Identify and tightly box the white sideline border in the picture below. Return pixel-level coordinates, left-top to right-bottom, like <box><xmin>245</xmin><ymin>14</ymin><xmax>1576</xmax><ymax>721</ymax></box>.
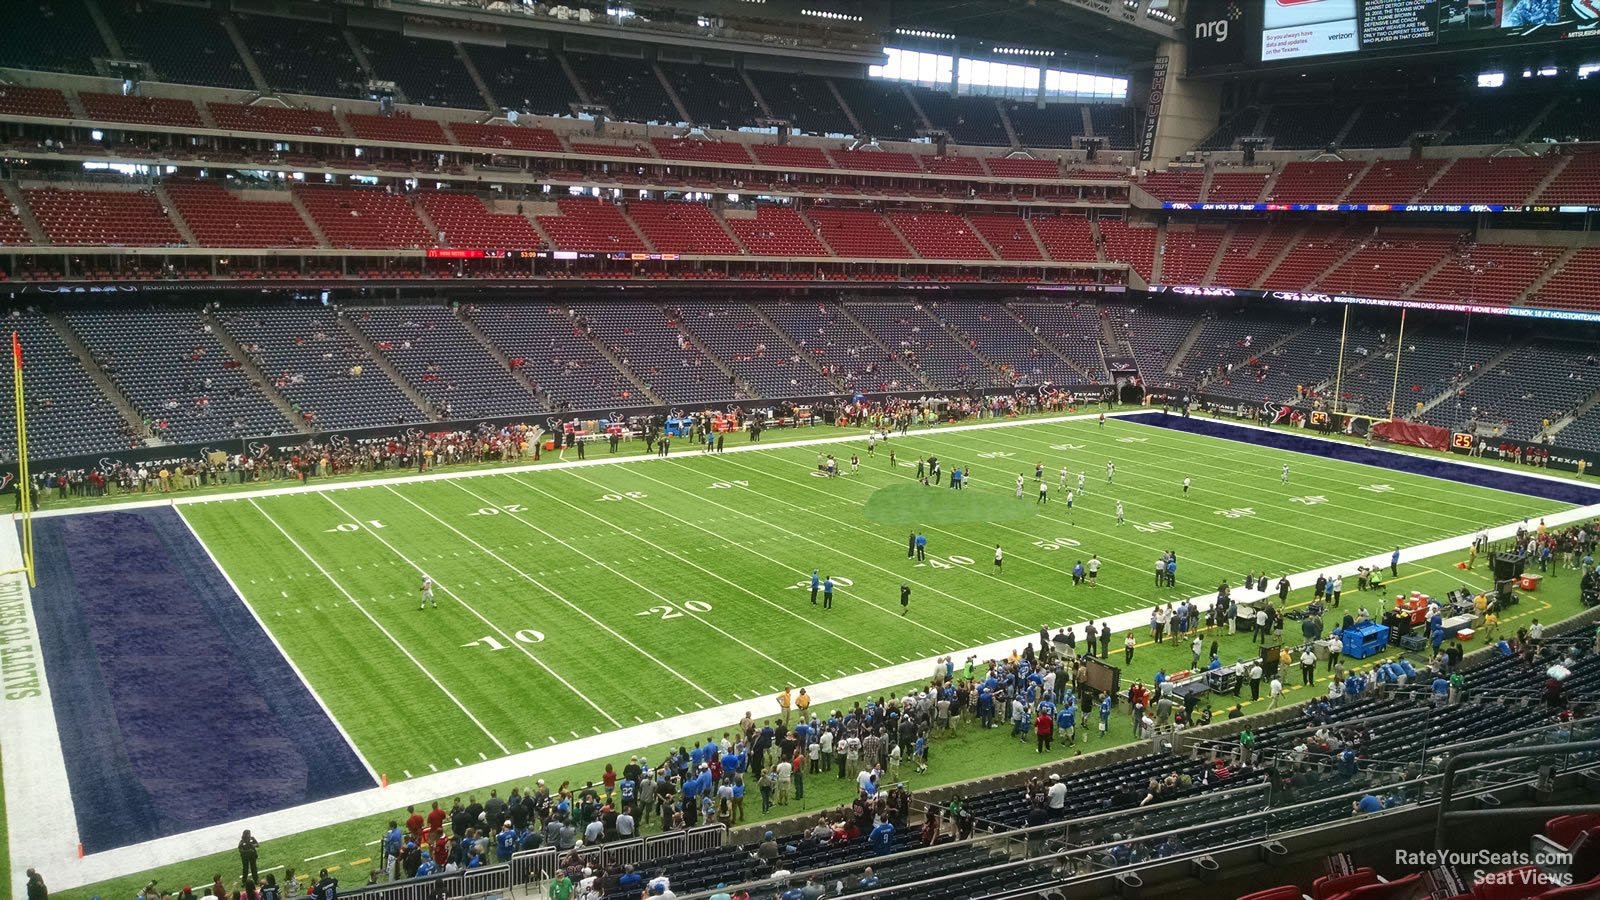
<box><xmin>16</xmin><ymin>408</ymin><xmax>1600</xmax><ymax>891</ymax></box>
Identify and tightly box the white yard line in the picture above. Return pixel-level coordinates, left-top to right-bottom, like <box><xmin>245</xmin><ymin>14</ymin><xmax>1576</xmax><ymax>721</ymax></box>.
<box><xmin>248</xmin><ymin>498</ymin><xmax>513</xmax><ymax>753</ymax></box>
<box><xmin>19</xmin><ymin>409</ymin><xmax>1600</xmax><ymax>890</ymax></box>
<box><xmin>0</xmin><ymin>525</ymin><xmax>79</xmax><ymax>900</ymax></box>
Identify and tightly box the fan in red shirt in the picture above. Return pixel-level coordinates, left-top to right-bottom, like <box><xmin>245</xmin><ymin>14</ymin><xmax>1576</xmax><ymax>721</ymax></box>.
<box><xmin>404</xmin><ymin>805</ymin><xmax>425</xmax><ymax>845</ymax></box>
<box><xmin>425</xmin><ymin>802</ymin><xmax>447</xmax><ymax>844</ymax></box>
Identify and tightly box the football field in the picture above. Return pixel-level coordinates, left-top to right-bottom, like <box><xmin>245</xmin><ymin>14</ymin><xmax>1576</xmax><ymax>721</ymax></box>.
<box><xmin>179</xmin><ymin>414</ymin><xmax>1575</xmax><ymax>780</ymax></box>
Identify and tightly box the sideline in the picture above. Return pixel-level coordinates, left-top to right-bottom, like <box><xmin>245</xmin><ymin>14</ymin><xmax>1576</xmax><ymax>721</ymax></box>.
<box><xmin>0</xmin><ymin>524</ymin><xmax>78</xmax><ymax>900</ymax></box>
<box><xmin>24</xmin><ymin>409</ymin><xmax>1600</xmax><ymax>890</ymax></box>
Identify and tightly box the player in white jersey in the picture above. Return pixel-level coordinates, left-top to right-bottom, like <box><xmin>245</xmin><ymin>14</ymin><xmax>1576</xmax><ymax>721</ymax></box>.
<box><xmin>1182</xmin><ymin>477</ymin><xmax>1191</xmax><ymax>496</ymax></box>
<box><xmin>1078</xmin><ymin>471</ymin><xmax>1087</xmax><ymax>494</ymax></box>
<box><xmin>1281</xmin><ymin>464</ymin><xmax>1290</xmax><ymax>485</ymax></box>
<box><xmin>994</xmin><ymin>544</ymin><xmax>1004</xmax><ymax>573</ymax></box>
<box><xmin>1106</xmin><ymin>461</ymin><xmax>1115</xmax><ymax>483</ymax></box>
<box><xmin>420</xmin><ymin>575</ymin><xmax>437</xmax><ymax>610</ymax></box>
<box><xmin>1065</xmin><ymin>489</ymin><xmax>1074</xmax><ymax>509</ymax></box>
<box><xmin>867</xmin><ymin>433</ymin><xmax>877</xmax><ymax>457</ymax></box>
<box><xmin>1059</xmin><ymin>466</ymin><xmax>1069</xmax><ymax>489</ymax></box>
<box><xmin>1016</xmin><ymin>474</ymin><xmax>1026</xmax><ymax>499</ymax></box>
<box><xmin>1115</xmin><ymin>501</ymin><xmax>1125</xmax><ymax>524</ymax></box>
<box><xmin>1037</xmin><ymin>480</ymin><xmax>1048</xmax><ymax>504</ymax></box>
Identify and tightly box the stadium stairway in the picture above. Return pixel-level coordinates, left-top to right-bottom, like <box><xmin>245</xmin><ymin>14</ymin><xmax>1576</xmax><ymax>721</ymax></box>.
<box><xmin>998</xmin><ymin>303</ymin><xmax>1101</xmax><ymax>382</ymax></box>
<box><xmin>201</xmin><ymin>308</ymin><xmax>316</xmax><ymax>433</ymax></box>
<box><xmin>748</xmin><ymin>305</ymin><xmax>847</xmax><ymax>392</ymax></box>
<box><xmin>836</xmin><ymin>304</ymin><xmax>938</xmax><ymax>389</ymax></box>
<box><xmin>662</xmin><ymin>304</ymin><xmax>761</xmax><ymax>399</ymax></box>
<box><xmin>0</xmin><ymin>181</ymin><xmax>49</xmax><ymax>244</ymax></box>
<box><xmin>451</xmin><ymin>305</ymin><xmax>553</xmax><ymax>411</ymax></box>
<box><xmin>1162</xmin><ymin>317</ymin><xmax>1209</xmax><ymax>376</ymax></box>
<box><xmin>44</xmin><ymin>310</ymin><xmax>153</xmax><ymax>444</ymax></box>
<box><xmin>1412</xmin><ymin>340</ymin><xmax>1524</xmax><ymax>419</ymax></box>
<box><xmin>334</xmin><ymin>312</ymin><xmax>441</xmax><ymax>420</ymax></box>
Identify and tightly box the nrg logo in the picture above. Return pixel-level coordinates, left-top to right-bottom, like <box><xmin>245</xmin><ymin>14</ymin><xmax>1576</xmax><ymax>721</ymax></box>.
<box><xmin>1194</xmin><ymin>1</ymin><xmax>1243</xmax><ymax>42</ymax></box>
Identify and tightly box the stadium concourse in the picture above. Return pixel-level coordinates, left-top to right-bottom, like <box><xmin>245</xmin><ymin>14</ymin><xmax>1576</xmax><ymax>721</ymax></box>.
<box><xmin>10</xmin><ymin>0</ymin><xmax>1600</xmax><ymax>898</ymax></box>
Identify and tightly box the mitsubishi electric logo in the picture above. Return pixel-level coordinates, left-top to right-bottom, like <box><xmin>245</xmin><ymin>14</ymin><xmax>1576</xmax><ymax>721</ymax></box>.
<box><xmin>1194</xmin><ymin>0</ymin><xmax>1242</xmax><ymax>41</ymax></box>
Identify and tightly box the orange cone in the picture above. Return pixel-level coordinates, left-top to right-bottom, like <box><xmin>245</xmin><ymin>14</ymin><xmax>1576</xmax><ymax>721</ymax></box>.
<box><xmin>380</xmin><ymin>773</ymin><xmax>388</xmax><ymax>788</ymax></box>
<box><xmin>76</xmin><ymin>843</ymin><xmax>84</xmax><ymax>858</ymax></box>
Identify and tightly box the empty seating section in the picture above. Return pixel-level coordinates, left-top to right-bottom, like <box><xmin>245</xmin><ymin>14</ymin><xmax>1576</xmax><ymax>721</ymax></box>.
<box><xmin>722</xmin><ymin>207</ymin><xmax>828</xmax><ymax>257</ymax></box>
<box><xmin>1531</xmin><ymin>90</ymin><xmax>1600</xmax><ymax>143</ymax></box>
<box><xmin>1340</xmin><ymin>100</ymin><xmax>1444</xmax><ymax>148</ymax></box>
<box><xmin>1420</xmin><ymin>156</ymin><xmax>1552</xmax><ymax>205</ymax></box>
<box><xmin>1441</xmin><ymin>93</ymin><xmax>1542</xmax><ymax>145</ymax></box>
<box><xmin>1261</xmin><ymin>225</ymin><xmax>1356</xmax><ymax>291</ymax></box>
<box><xmin>1210</xmin><ymin>222</ymin><xmax>1284</xmax><ymax>289</ymax></box>
<box><xmin>575</xmin><ymin>305</ymin><xmax>729</xmax><ymax>405</ymax></box>
<box><xmin>625</xmin><ymin>202</ymin><xmax>739</xmax><ymax>255</ymax></box>
<box><xmin>294</xmin><ymin>185</ymin><xmax>433</xmax><ymax>250</ymax></box>
<box><xmin>1266</xmin><ymin>161</ymin><xmax>1365</xmax><ymax>204</ymax></box>
<box><xmin>1177</xmin><ymin>310</ymin><xmax>1296</xmax><ymax>383</ymax></box>
<box><xmin>917</xmin><ymin>94</ymin><xmax>1009</xmax><ymax>146</ymax></box>
<box><xmin>568</xmin><ymin>142</ymin><xmax>654</xmax><ymax>159</ymax></box>
<box><xmin>804</xmin><ymin>208</ymin><xmax>912</xmax><ymax>258</ymax></box>
<box><xmin>1540</xmin><ymin>153</ymin><xmax>1600</xmax><ymax>204</ymax></box>
<box><xmin>465</xmin><ymin>304</ymin><xmax>642</xmax><ymax>407</ymax></box>
<box><xmin>761</xmin><ymin>303</ymin><xmax>920</xmax><ymax>390</ymax></box>
<box><xmin>0</xmin><ymin>86</ymin><xmax>72</xmax><ymax>120</ymax></box>
<box><xmin>448</xmin><ymin>122</ymin><xmax>563</xmax><ymax>154</ymax></box>
<box><xmin>467</xmin><ymin>44</ymin><xmax>580</xmax><ymax>117</ymax></box>
<box><xmin>208</xmin><ymin>103</ymin><xmax>343</xmax><ymax>138</ymax></box>
<box><xmin>745</xmin><ymin>71</ymin><xmax>853</xmax><ymax>136</ymax></box>
<box><xmin>1262</xmin><ymin>104</ymin><xmax>1353</xmax><ymax>150</ymax></box>
<box><xmin>1556</xmin><ymin>402</ymin><xmax>1600</xmax><ymax>452</ymax></box>
<box><xmin>986</xmin><ymin>158</ymin><xmax>1060</xmax><ymax>179</ymax></box>
<box><xmin>1337</xmin><ymin>329</ymin><xmax>1498</xmax><ymax>418</ymax></box>
<box><xmin>1417</xmin><ymin>243</ymin><xmax>1558</xmax><ymax>306</ymax></box>
<box><xmin>216</xmin><ymin>305</ymin><xmax>421</xmax><ymax>429</ymax></box>
<box><xmin>1103</xmin><ymin>303</ymin><xmax>1194</xmax><ymax>381</ymax></box>
<box><xmin>1158</xmin><ymin>228</ymin><xmax>1225</xmax><ymax>284</ymax></box>
<box><xmin>1087</xmin><ymin>105</ymin><xmax>1139</xmax><ymax>150</ymax></box>
<box><xmin>1141</xmin><ymin>171</ymin><xmax>1203</xmax><ymax>203</ymax></box>
<box><xmin>1012</xmin><ymin>303</ymin><xmax>1108</xmax><ymax>378</ymax></box>
<box><xmin>929</xmin><ymin>302</ymin><xmax>1083</xmax><ymax>387</ymax></box>
<box><xmin>1007</xmin><ymin>103</ymin><xmax>1086</xmax><ymax>148</ymax></box>
<box><xmin>750</xmin><ymin>145</ymin><xmax>831</xmax><ymax>171</ymax></box>
<box><xmin>536</xmin><ymin>200</ymin><xmax>648</xmax><ymax>253</ymax></box>
<box><xmin>566</xmin><ymin>53</ymin><xmax>679</xmax><ymax>125</ymax></box>
<box><xmin>1316</xmin><ymin>230</ymin><xmax>1459</xmax><ymax>297</ymax></box>
<box><xmin>24</xmin><ymin>188</ymin><xmax>181</xmax><ymax>246</ymax></box>
<box><xmin>1196</xmin><ymin>107</ymin><xmax>1261</xmax><ymax>151</ymax></box>
<box><xmin>1205</xmin><ymin>172</ymin><xmax>1269</xmax><ymax>204</ymax></box>
<box><xmin>650</xmin><ymin>138</ymin><xmax>752</xmax><ymax>165</ymax></box>
<box><xmin>831</xmin><ymin>80</ymin><xmax>922</xmax><ymax>141</ymax></box>
<box><xmin>674</xmin><ymin>303</ymin><xmax>834</xmax><ymax>397</ymax></box>
<box><xmin>354</xmin><ymin>29</ymin><xmax>484</xmax><ymax>111</ymax></box>
<box><xmin>0</xmin><ymin>203</ymin><xmax>30</xmax><ymax>245</ymax></box>
<box><xmin>1098</xmin><ymin>219</ymin><xmax>1156</xmax><ymax>281</ymax></box>
<box><xmin>827</xmin><ymin>150</ymin><xmax>921</xmax><ymax>174</ymax></box>
<box><xmin>1426</xmin><ymin>346</ymin><xmax>1595</xmax><ymax>439</ymax></box>
<box><xmin>0</xmin><ymin>313</ymin><xmax>136</xmax><ymax>458</ymax></box>
<box><xmin>0</xmin><ymin>0</ymin><xmax>107</xmax><ymax>75</ymax></box>
<box><xmin>888</xmin><ymin>212</ymin><xmax>994</xmax><ymax>260</ymax></box>
<box><xmin>345</xmin><ymin>113</ymin><xmax>448</xmax><ymax>145</ymax></box>
<box><xmin>236</xmin><ymin>14</ymin><xmax>367</xmax><ymax>99</ymax></box>
<box><xmin>967</xmin><ymin>214</ymin><xmax>1044</xmax><ymax>260</ymax></box>
<box><xmin>163</xmin><ymin>181</ymin><xmax>317</xmax><ymax>248</ymax></box>
<box><xmin>1532</xmin><ymin>248</ymin><xmax>1600</xmax><ymax>311</ymax></box>
<box><xmin>102</xmin><ymin>0</ymin><xmax>251</xmax><ymax>89</ymax></box>
<box><xmin>1031</xmin><ymin>214</ymin><xmax>1097</xmax><ymax>261</ymax></box>
<box><xmin>349</xmin><ymin>306</ymin><xmax>541</xmax><ymax>418</ymax></box>
<box><xmin>418</xmin><ymin>193</ymin><xmax>542</xmax><ymax>250</ymax></box>
<box><xmin>1343</xmin><ymin>160</ymin><xmax>1443</xmax><ymax>205</ymax></box>
<box><xmin>78</xmin><ymin>92</ymin><xmax>202</xmax><ymax>128</ymax></box>
<box><xmin>847</xmin><ymin>303</ymin><xmax>998</xmax><ymax>387</ymax></box>
<box><xmin>659</xmin><ymin>63</ymin><xmax>760</xmax><ymax>131</ymax></box>
<box><xmin>66</xmin><ymin>306</ymin><xmax>291</xmax><ymax>443</ymax></box>
<box><xmin>1206</xmin><ymin>320</ymin><xmax>1349</xmax><ymax>402</ymax></box>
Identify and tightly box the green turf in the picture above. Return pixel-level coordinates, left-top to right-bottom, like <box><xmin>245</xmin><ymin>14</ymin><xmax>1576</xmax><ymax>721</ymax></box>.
<box><xmin>65</xmin><ymin>540</ymin><xmax>1587</xmax><ymax>900</ymax></box>
<box><xmin>175</xmin><ymin>416</ymin><xmax>1574</xmax><ymax>779</ymax></box>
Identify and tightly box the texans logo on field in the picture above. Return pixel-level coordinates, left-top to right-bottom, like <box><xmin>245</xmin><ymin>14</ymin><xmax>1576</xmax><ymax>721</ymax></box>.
<box><xmin>200</xmin><ymin>447</ymin><xmax>216</xmax><ymax>458</ymax></box>
<box><xmin>0</xmin><ymin>473</ymin><xmax>14</xmax><ymax>492</ymax></box>
<box><xmin>330</xmin><ymin>435</ymin><xmax>352</xmax><ymax>450</ymax></box>
<box><xmin>404</xmin><ymin>428</ymin><xmax>426</xmax><ymax>442</ymax></box>
<box><xmin>97</xmin><ymin>457</ymin><xmax>119</xmax><ymax>474</ymax></box>
<box><xmin>544</xmin><ymin>417</ymin><xmax>560</xmax><ymax>431</ymax></box>
<box><xmin>249</xmin><ymin>441</ymin><xmax>271</xmax><ymax>457</ymax></box>
<box><xmin>1577</xmin><ymin>0</ymin><xmax>1600</xmax><ymax>19</ymax></box>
